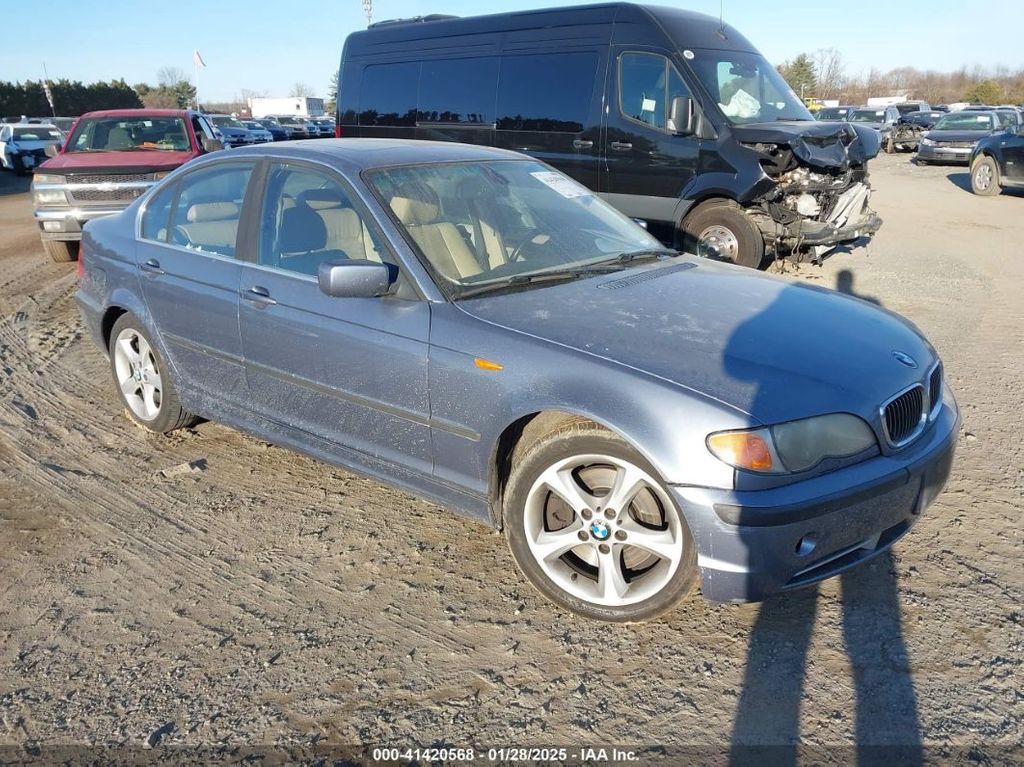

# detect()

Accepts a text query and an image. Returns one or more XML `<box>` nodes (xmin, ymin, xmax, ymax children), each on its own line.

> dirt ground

<box><xmin>0</xmin><ymin>154</ymin><xmax>1020</xmax><ymax>763</ymax></box>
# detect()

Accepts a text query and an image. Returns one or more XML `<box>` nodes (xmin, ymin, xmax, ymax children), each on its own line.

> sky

<box><xmin>3</xmin><ymin>1</ymin><xmax>1020</xmax><ymax>102</ymax></box>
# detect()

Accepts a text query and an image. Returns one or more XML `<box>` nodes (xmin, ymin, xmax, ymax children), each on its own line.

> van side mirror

<box><xmin>668</xmin><ymin>97</ymin><xmax>695</xmax><ymax>135</ymax></box>
<box><xmin>318</xmin><ymin>259</ymin><xmax>393</xmax><ymax>298</ymax></box>
<box><xmin>202</xmin><ymin>137</ymin><xmax>224</xmax><ymax>152</ymax></box>
<box><xmin>44</xmin><ymin>143</ymin><xmax>60</xmax><ymax>158</ymax></box>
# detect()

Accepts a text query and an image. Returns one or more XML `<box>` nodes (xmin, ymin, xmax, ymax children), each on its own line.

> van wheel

<box><xmin>682</xmin><ymin>201</ymin><xmax>765</xmax><ymax>269</ymax></box>
<box><xmin>970</xmin><ymin>156</ymin><xmax>1000</xmax><ymax>196</ymax></box>
<box><xmin>504</xmin><ymin>420</ymin><xmax>698</xmax><ymax>622</ymax></box>
<box><xmin>43</xmin><ymin>240</ymin><xmax>79</xmax><ymax>262</ymax></box>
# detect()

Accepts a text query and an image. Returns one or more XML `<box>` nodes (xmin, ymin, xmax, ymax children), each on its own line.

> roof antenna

<box><xmin>717</xmin><ymin>0</ymin><xmax>728</xmax><ymax>40</ymax></box>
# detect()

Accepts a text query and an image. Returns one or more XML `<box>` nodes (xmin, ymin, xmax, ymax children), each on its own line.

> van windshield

<box><xmin>687</xmin><ymin>49</ymin><xmax>813</xmax><ymax>125</ymax></box>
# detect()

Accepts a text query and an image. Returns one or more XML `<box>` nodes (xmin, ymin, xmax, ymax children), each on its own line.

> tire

<box><xmin>681</xmin><ymin>200</ymin><xmax>765</xmax><ymax>269</ymax></box>
<box><xmin>885</xmin><ymin>136</ymin><xmax>895</xmax><ymax>154</ymax></box>
<box><xmin>42</xmin><ymin>239</ymin><xmax>79</xmax><ymax>263</ymax></box>
<box><xmin>13</xmin><ymin>154</ymin><xmax>26</xmax><ymax>177</ymax></box>
<box><xmin>108</xmin><ymin>313</ymin><xmax>198</xmax><ymax>434</ymax></box>
<box><xmin>970</xmin><ymin>156</ymin><xmax>1001</xmax><ymax>196</ymax></box>
<box><xmin>504</xmin><ymin>420</ymin><xmax>698</xmax><ymax>623</ymax></box>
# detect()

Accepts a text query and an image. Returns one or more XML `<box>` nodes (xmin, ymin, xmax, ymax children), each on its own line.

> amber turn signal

<box><xmin>707</xmin><ymin>431</ymin><xmax>774</xmax><ymax>472</ymax></box>
<box><xmin>474</xmin><ymin>357</ymin><xmax>504</xmax><ymax>371</ymax></box>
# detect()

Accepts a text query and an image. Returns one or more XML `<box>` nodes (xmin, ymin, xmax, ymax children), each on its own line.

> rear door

<box><xmin>600</xmin><ymin>49</ymin><xmax>700</xmax><ymax>226</ymax></box>
<box><xmin>237</xmin><ymin>160</ymin><xmax>433</xmax><ymax>475</ymax></box>
<box><xmin>1002</xmin><ymin>132</ymin><xmax>1024</xmax><ymax>182</ymax></box>
<box><xmin>136</xmin><ymin>160</ymin><xmax>256</xmax><ymax>405</ymax></box>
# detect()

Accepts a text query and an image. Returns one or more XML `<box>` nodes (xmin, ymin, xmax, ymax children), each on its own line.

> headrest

<box><xmin>187</xmin><ymin>202</ymin><xmax>239</xmax><ymax>223</ymax></box>
<box><xmin>278</xmin><ymin>203</ymin><xmax>326</xmax><ymax>253</ymax></box>
<box><xmin>321</xmin><ymin>206</ymin><xmax>363</xmax><ymax>238</ymax></box>
<box><xmin>390</xmin><ymin>196</ymin><xmax>439</xmax><ymax>226</ymax></box>
<box><xmin>299</xmin><ymin>188</ymin><xmax>346</xmax><ymax>210</ymax></box>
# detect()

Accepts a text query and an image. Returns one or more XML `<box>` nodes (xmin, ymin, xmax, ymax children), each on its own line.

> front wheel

<box><xmin>681</xmin><ymin>201</ymin><xmax>766</xmax><ymax>269</ymax></box>
<box><xmin>108</xmin><ymin>313</ymin><xmax>197</xmax><ymax>433</ymax></box>
<box><xmin>504</xmin><ymin>421</ymin><xmax>698</xmax><ymax>622</ymax></box>
<box><xmin>970</xmin><ymin>156</ymin><xmax>1001</xmax><ymax>196</ymax></box>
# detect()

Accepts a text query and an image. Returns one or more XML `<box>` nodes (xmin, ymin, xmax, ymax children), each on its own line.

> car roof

<box><xmin>78</xmin><ymin>109</ymin><xmax>193</xmax><ymax>119</ymax></box>
<box><xmin>222</xmin><ymin>138</ymin><xmax>527</xmax><ymax>171</ymax></box>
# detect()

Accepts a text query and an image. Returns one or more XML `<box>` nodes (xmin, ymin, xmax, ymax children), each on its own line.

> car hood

<box><xmin>731</xmin><ymin>120</ymin><xmax>880</xmax><ymax>170</ymax></box>
<box><xmin>925</xmin><ymin>129</ymin><xmax>990</xmax><ymax>142</ymax></box>
<box><xmin>218</xmin><ymin>127</ymin><xmax>247</xmax><ymax>136</ymax></box>
<box><xmin>456</xmin><ymin>259</ymin><xmax>933</xmax><ymax>425</ymax></box>
<box><xmin>39</xmin><ymin>149</ymin><xmax>195</xmax><ymax>173</ymax></box>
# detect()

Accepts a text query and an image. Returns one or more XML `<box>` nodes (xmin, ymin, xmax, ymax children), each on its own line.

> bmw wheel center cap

<box><xmin>590</xmin><ymin>521</ymin><xmax>611</xmax><ymax>541</ymax></box>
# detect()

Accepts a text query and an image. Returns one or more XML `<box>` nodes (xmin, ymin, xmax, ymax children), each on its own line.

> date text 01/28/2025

<box><xmin>371</xmin><ymin>746</ymin><xmax>640</xmax><ymax>762</ymax></box>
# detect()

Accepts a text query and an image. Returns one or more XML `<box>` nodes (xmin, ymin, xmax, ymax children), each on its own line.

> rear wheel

<box><xmin>504</xmin><ymin>420</ymin><xmax>698</xmax><ymax>622</ymax></box>
<box><xmin>681</xmin><ymin>200</ymin><xmax>765</xmax><ymax>269</ymax></box>
<box><xmin>42</xmin><ymin>239</ymin><xmax>79</xmax><ymax>262</ymax></box>
<box><xmin>108</xmin><ymin>313</ymin><xmax>197</xmax><ymax>434</ymax></box>
<box><xmin>970</xmin><ymin>156</ymin><xmax>1001</xmax><ymax>196</ymax></box>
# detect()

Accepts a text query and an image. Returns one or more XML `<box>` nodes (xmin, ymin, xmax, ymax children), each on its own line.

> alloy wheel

<box><xmin>112</xmin><ymin>328</ymin><xmax>163</xmax><ymax>421</ymax></box>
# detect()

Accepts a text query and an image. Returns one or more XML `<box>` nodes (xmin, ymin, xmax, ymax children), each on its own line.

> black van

<box><xmin>337</xmin><ymin>2</ymin><xmax>882</xmax><ymax>268</ymax></box>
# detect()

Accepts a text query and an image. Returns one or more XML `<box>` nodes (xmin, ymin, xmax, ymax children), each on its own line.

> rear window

<box><xmin>13</xmin><ymin>127</ymin><xmax>62</xmax><ymax>141</ymax></box>
<box><xmin>496</xmin><ymin>52</ymin><xmax>597</xmax><ymax>133</ymax></box>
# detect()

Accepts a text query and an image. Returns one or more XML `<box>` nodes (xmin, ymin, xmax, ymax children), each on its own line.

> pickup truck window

<box><xmin>68</xmin><ymin>117</ymin><xmax>191</xmax><ymax>152</ymax></box>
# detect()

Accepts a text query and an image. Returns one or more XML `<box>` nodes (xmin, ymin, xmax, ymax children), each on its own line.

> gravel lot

<box><xmin>0</xmin><ymin>154</ymin><xmax>1020</xmax><ymax>763</ymax></box>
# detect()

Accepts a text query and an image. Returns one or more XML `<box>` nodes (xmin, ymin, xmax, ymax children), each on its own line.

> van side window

<box><xmin>619</xmin><ymin>53</ymin><xmax>691</xmax><ymax>132</ymax></box>
<box><xmin>497</xmin><ymin>52</ymin><xmax>597</xmax><ymax>133</ymax></box>
<box><xmin>359</xmin><ymin>63</ymin><xmax>420</xmax><ymax>126</ymax></box>
<box><xmin>418</xmin><ymin>58</ymin><xmax>498</xmax><ymax>125</ymax></box>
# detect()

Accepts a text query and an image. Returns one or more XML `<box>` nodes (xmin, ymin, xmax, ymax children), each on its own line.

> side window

<box><xmin>168</xmin><ymin>163</ymin><xmax>254</xmax><ymax>257</ymax></box>
<box><xmin>259</xmin><ymin>164</ymin><xmax>386</xmax><ymax>277</ymax></box>
<box><xmin>192</xmin><ymin>116</ymin><xmax>214</xmax><ymax>142</ymax></box>
<box><xmin>359</xmin><ymin>63</ymin><xmax>420</xmax><ymax>126</ymax></box>
<box><xmin>140</xmin><ymin>182</ymin><xmax>178</xmax><ymax>242</ymax></box>
<box><xmin>619</xmin><ymin>53</ymin><xmax>690</xmax><ymax>132</ymax></box>
<box><xmin>497</xmin><ymin>52</ymin><xmax>597</xmax><ymax>132</ymax></box>
<box><xmin>418</xmin><ymin>58</ymin><xmax>498</xmax><ymax>125</ymax></box>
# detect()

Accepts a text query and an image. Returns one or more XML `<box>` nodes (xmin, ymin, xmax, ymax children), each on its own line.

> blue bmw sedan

<box><xmin>76</xmin><ymin>139</ymin><xmax>959</xmax><ymax>622</ymax></box>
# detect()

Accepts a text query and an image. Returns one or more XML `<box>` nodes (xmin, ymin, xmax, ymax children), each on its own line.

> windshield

<box><xmin>816</xmin><ymin>108</ymin><xmax>850</xmax><ymax>120</ymax></box>
<box><xmin>211</xmin><ymin>116</ymin><xmax>245</xmax><ymax>129</ymax></box>
<box><xmin>934</xmin><ymin>113</ymin><xmax>994</xmax><ymax>130</ymax></box>
<box><xmin>367</xmin><ymin>160</ymin><xmax>664</xmax><ymax>295</ymax></box>
<box><xmin>12</xmin><ymin>127</ymin><xmax>61</xmax><ymax>141</ymax></box>
<box><xmin>896</xmin><ymin>104</ymin><xmax>926</xmax><ymax>116</ymax></box>
<box><xmin>849</xmin><ymin>109</ymin><xmax>885</xmax><ymax>123</ymax></box>
<box><xmin>687</xmin><ymin>49</ymin><xmax>813</xmax><ymax>124</ymax></box>
<box><xmin>67</xmin><ymin>117</ymin><xmax>191</xmax><ymax>152</ymax></box>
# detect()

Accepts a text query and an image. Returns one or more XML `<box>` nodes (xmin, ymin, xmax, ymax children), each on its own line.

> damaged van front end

<box><xmin>731</xmin><ymin>121</ymin><xmax>882</xmax><ymax>263</ymax></box>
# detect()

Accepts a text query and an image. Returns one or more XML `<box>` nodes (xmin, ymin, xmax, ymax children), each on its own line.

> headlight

<box><xmin>33</xmin><ymin>174</ymin><xmax>65</xmax><ymax>184</ymax></box>
<box><xmin>707</xmin><ymin>413</ymin><xmax>877</xmax><ymax>474</ymax></box>
<box><xmin>153</xmin><ymin>171</ymin><xmax>173</xmax><ymax>180</ymax></box>
<box><xmin>33</xmin><ymin>188</ymin><xmax>69</xmax><ymax>206</ymax></box>
<box><xmin>920</xmin><ymin>137</ymin><xmax>935</xmax><ymax>147</ymax></box>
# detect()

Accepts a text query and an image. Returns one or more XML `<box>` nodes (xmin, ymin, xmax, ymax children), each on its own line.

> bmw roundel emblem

<box><xmin>891</xmin><ymin>350</ymin><xmax>918</xmax><ymax>369</ymax></box>
<box><xmin>589</xmin><ymin>521</ymin><xmax>611</xmax><ymax>541</ymax></box>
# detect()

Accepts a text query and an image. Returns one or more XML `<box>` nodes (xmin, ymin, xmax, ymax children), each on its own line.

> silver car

<box><xmin>75</xmin><ymin>140</ymin><xmax>959</xmax><ymax>622</ymax></box>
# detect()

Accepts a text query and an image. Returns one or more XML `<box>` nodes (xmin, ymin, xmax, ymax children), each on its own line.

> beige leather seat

<box><xmin>174</xmin><ymin>202</ymin><xmax>240</xmax><ymax>254</ymax></box>
<box><xmin>389</xmin><ymin>195</ymin><xmax>481</xmax><ymax>280</ymax></box>
<box><xmin>300</xmin><ymin>190</ymin><xmax>381</xmax><ymax>263</ymax></box>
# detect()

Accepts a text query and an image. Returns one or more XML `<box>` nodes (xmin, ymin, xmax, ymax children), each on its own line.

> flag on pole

<box><xmin>42</xmin><ymin>81</ymin><xmax>55</xmax><ymax>113</ymax></box>
<box><xmin>193</xmin><ymin>49</ymin><xmax>206</xmax><ymax>69</ymax></box>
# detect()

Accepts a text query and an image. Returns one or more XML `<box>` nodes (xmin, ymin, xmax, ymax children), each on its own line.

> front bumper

<box><xmin>918</xmin><ymin>143</ymin><xmax>974</xmax><ymax>164</ymax></box>
<box><xmin>672</xmin><ymin>398</ymin><xmax>959</xmax><ymax>603</ymax></box>
<box><xmin>34</xmin><ymin>206</ymin><xmax>126</xmax><ymax>241</ymax></box>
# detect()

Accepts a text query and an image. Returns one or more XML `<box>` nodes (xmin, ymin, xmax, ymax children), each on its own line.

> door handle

<box><xmin>140</xmin><ymin>258</ymin><xmax>164</xmax><ymax>276</ymax></box>
<box><xmin>610</xmin><ymin>141</ymin><xmax>633</xmax><ymax>151</ymax></box>
<box><xmin>572</xmin><ymin>139</ymin><xmax>594</xmax><ymax>149</ymax></box>
<box><xmin>241</xmin><ymin>285</ymin><xmax>277</xmax><ymax>306</ymax></box>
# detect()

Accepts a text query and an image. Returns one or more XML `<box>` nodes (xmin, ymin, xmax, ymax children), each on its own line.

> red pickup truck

<box><xmin>31</xmin><ymin>108</ymin><xmax>222</xmax><ymax>261</ymax></box>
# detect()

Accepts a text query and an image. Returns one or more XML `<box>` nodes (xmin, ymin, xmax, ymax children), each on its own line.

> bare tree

<box><xmin>812</xmin><ymin>48</ymin><xmax>846</xmax><ymax>100</ymax></box>
<box><xmin>289</xmin><ymin>82</ymin><xmax>314</xmax><ymax>97</ymax></box>
<box><xmin>157</xmin><ymin>66</ymin><xmax>188</xmax><ymax>87</ymax></box>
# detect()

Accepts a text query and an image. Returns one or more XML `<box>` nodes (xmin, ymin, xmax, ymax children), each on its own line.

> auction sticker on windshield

<box><xmin>530</xmin><ymin>171</ymin><xmax>590</xmax><ymax>199</ymax></box>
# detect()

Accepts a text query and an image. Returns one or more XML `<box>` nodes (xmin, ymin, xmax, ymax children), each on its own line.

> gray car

<box><xmin>75</xmin><ymin>140</ymin><xmax>959</xmax><ymax>622</ymax></box>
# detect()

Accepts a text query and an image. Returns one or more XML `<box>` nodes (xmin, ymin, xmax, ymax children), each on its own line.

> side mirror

<box><xmin>202</xmin><ymin>137</ymin><xmax>223</xmax><ymax>152</ymax></box>
<box><xmin>668</xmin><ymin>96</ymin><xmax>695</xmax><ymax>135</ymax></box>
<box><xmin>44</xmin><ymin>143</ymin><xmax>59</xmax><ymax>158</ymax></box>
<box><xmin>318</xmin><ymin>259</ymin><xmax>393</xmax><ymax>298</ymax></box>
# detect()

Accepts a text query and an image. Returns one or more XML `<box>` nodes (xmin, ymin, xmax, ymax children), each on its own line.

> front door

<box><xmin>600</xmin><ymin>49</ymin><xmax>700</xmax><ymax>228</ymax></box>
<box><xmin>1002</xmin><ymin>133</ymin><xmax>1024</xmax><ymax>182</ymax></box>
<box><xmin>136</xmin><ymin>161</ymin><xmax>256</xmax><ymax>404</ymax></box>
<box><xmin>237</xmin><ymin>160</ymin><xmax>433</xmax><ymax>475</ymax></box>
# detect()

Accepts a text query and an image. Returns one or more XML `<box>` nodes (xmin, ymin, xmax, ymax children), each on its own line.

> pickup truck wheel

<box><xmin>970</xmin><ymin>156</ymin><xmax>1001</xmax><ymax>196</ymax></box>
<box><xmin>43</xmin><ymin>240</ymin><xmax>79</xmax><ymax>262</ymax></box>
<box><xmin>109</xmin><ymin>313</ymin><xmax>198</xmax><ymax>434</ymax></box>
<box><xmin>682</xmin><ymin>201</ymin><xmax>765</xmax><ymax>269</ymax></box>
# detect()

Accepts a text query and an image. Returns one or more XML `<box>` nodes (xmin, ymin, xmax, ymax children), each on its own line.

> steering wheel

<box><xmin>509</xmin><ymin>228</ymin><xmax>549</xmax><ymax>262</ymax></box>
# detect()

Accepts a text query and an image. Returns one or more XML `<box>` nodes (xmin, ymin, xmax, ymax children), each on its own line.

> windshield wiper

<box><xmin>456</xmin><ymin>265</ymin><xmax>619</xmax><ymax>300</ymax></box>
<box><xmin>608</xmin><ymin>247</ymin><xmax>680</xmax><ymax>264</ymax></box>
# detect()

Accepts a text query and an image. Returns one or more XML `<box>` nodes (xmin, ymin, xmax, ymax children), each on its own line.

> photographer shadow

<box><xmin>727</xmin><ymin>269</ymin><xmax>921</xmax><ymax>766</ymax></box>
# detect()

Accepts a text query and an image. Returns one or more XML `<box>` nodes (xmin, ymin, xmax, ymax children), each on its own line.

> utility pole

<box><xmin>362</xmin><ymin>0</ymin><xmax>372</xmax><ymax>27</ymax></box>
